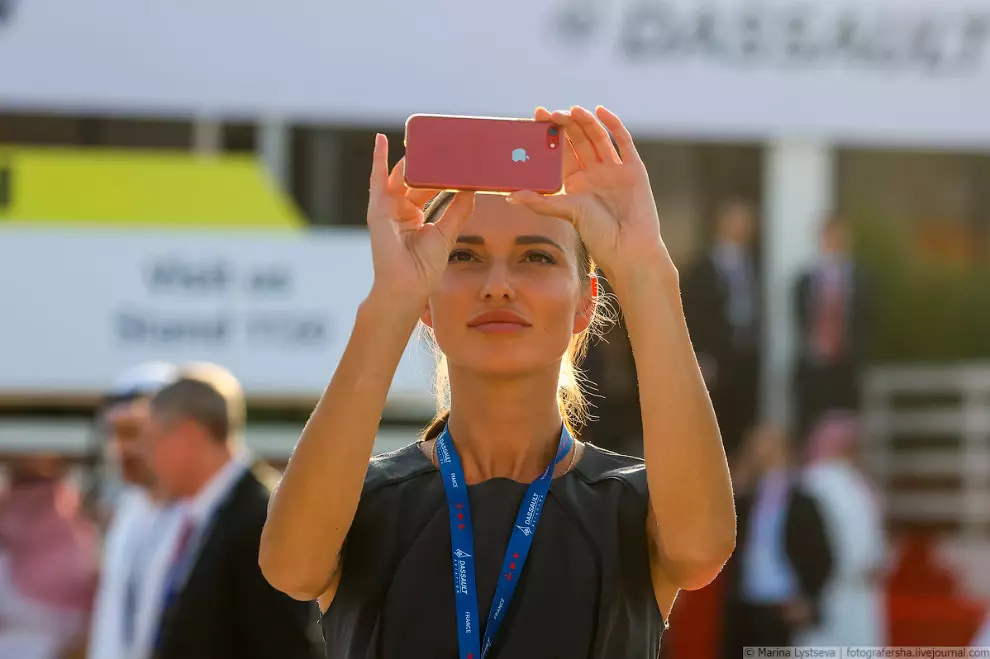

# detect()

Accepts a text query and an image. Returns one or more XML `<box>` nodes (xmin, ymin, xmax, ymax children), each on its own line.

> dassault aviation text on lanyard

<box><xmin>435</xmin><ymin>425</ymin><xmax>573</xmax><ymax>659</ymax></box>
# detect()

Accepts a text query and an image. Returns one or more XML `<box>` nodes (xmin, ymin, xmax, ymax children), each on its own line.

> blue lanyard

<box><xmin>435</xmin><ymin>425</ymin><xmax>573</xmax><ymax>659</ymax></box>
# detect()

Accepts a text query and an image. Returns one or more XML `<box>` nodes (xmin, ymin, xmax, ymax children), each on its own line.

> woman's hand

<box><xmin>366</xmin><ymin>134</ymin><xmax>475</xmax><ymax>302</ymax></box>
<box><xmin>507</xmin><ymin>106</ymin><xmax>671</xmax><ymax>281</ymax></box>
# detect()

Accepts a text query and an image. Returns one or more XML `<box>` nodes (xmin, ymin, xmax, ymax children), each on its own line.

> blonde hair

<box><xmin>419</xmin><ymin>191</ymin><xmax>611</xmax><ymax>440</ymax></box>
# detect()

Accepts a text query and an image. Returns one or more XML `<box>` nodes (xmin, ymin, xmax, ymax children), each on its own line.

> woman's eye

<box><xmin>448</xmin><ymin>249</ymin><xmax>475</xmax><ymax>263</ymax></box>
<box><xmin>525</xmin><ymin>251</ymin><xmax>556</xmax><ymax>265</ymax></box>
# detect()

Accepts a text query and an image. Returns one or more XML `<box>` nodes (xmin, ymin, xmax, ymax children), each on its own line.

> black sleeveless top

<box><xmin>321</xmin><ymin>442</ymin><xmax>665</xmax><ymax>659</ymax></box>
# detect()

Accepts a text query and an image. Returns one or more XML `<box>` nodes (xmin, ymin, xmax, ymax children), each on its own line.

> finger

<box><xmin>407</xmin><ymin>188</ymin><xmax>440</xmax><ymax>209</ymax></box>
<box><xmin>369</xmin><ymin>134</ymin><xmax>389</xmax><ymax>198</ymax></box>
<box><xmin>595</xmin><ymin>106</ymin><xmax>642</xmax><ymax>166</ymax></box>
<box><xmin>386</xmin><ymin>157</ymin><xmax>407</xmax><ymax>197</ymax></box>
<box><xmin>506</xmin><ymin>190</ymin><xmax>578</xmax><ymax>224</ymax></box>
<box><xmin>556</xmin><ymin>109</ymin><xmax>599</xmax><ymax>166</ymax></box>
<box><xmin>571</xmin><ymin>105</ymin><xmax>621</xmax><ymax>164</ymax></box>
<box><xmin>539</xmin><ymin>109</ymin><xmax>581</xmax><ymax>177</ymax></box>
<box><xmin>550</xmin><ymin>110</ymin><xmax>598</xmax><ymax>171</ymax></box>
<box><xmin>562</xmin><ymin>138</ymin><xmax>582</xmax><ymax>179</ymax></box>
<box><xmin>432</xmin><ymin>191</ymin><xmax>476</xmax><ymax>245</ymax></box>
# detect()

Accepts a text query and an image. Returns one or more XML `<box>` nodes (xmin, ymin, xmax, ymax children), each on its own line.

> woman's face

<box><xmin>424</xmin><ymin>195</ymin><xmax>595</xmax><ymax>378</ymax></box>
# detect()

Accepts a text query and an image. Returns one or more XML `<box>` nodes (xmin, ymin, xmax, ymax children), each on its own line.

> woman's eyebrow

<box><xmin>455</xmin><ymin>235</ymin><xmax>565</xmax><ymax>252</ymax></box>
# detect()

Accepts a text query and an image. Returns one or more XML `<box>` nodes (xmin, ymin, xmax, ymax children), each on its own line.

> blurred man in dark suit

<box><xmin>793</xmin><ymin>215</ymin><xmax>871</xmax><ymax>444</ymax></box>
<box><xmin>722</xmin><ymin>425</ymin><xmax>833</xmax><ymax>659</ymax></box>
<box><xmin>142</xmin><ymin>363</ymin><xmax>319</xmax><ymax>659</ymax></box>
<box><xmin>682</xmin><ymin>198</ymin><xmax>761</xmax><ymax>459</ymax></box>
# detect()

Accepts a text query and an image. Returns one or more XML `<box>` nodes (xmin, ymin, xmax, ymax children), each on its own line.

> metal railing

<box><xmin>863</xmin><ymin>363</ymin><xmax>990</xmax><ymax>539</ymax></box>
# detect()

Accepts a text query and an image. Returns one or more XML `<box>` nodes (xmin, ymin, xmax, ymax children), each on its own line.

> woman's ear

<box><xmin>573</xmin><ymin>273</ymin><xmax>598</xmax><ymax>334</ymax></box>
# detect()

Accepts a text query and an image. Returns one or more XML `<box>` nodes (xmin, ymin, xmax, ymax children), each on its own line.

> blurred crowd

<box><xmin>0</xmin><ymin>363</ymin><xmax>321</xmax><ymax>659</ymax></box>
<box><xmin>608</xmin><ymin>198</ymin><xmax>885</xmax><ymax>657</ymax></box>
<box><xmin>581</xmin><ymin>198</ymin><xmax>886</xmax><ymax>654</ymax></box>
<box><xmin>683</xmin><ymin>199</ymin><xmax>883</xmax><ymax>656</ymax></box>
<box><xmin>0</xmin><ymin>197</ymin><xmax>920</xmax><ymax>658</ymax></box>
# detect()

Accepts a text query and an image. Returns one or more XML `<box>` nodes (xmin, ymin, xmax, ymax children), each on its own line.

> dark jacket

<box><xmin>153</xmin><ymin>461</ymin><xmax>320</xmax><ymax>659</ymax></box>
<box><xmin>725</xmin><ymin>482</ymin><xmax>834</xmax><ymax>622</ymax></box>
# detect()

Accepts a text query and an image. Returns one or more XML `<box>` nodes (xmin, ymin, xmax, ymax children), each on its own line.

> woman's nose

<box><xmin>480</xmin><ymin>263</ymin><xmax>516</xmax><ymax>301</ymax></box>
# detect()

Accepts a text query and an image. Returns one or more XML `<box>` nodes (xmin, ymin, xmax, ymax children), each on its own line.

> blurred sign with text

<box><xmin>0</xmin><ymin>0</ymin><xmax>987</xmax><ymax>145</ymax></box>
<box><xmin>0</xmin><ymin>228</ymin><xmax>438</xmax><ymax>414</ymax></box>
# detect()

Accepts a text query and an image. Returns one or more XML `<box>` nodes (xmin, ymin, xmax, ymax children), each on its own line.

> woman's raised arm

<box><xmin>259</xmin><ymin>135</ymin><xmax>474</xmax><ymax>602</ymax></box>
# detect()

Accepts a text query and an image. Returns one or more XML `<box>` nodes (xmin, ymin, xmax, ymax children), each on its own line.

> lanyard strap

<box><xmin>436</xmin><ymin>425</ymin><xmax>572</xmax><ymax>659</ymax></box>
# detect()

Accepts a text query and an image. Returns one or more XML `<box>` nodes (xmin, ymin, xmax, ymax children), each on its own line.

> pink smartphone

<box><xmin>403</xmin><ymin>114</ymin><xmax>564</xmax><ymax>194</ymax></box>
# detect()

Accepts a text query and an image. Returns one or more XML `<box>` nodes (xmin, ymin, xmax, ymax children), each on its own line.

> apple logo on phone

<box><xmin>511</xmin><ymin>148</ymin><xmax>530</xmax><ymax>163</ymax></box>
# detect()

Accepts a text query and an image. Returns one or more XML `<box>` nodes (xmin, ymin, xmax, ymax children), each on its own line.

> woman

<box><xmin>260</xmin><ymin>106</ymin><xmax>736</xmax><ymax>658</ymax></box>
<box><xmin>796</xmin><ymin>411</ymin><xmax>886</xmax><ymax>647</ymax></box>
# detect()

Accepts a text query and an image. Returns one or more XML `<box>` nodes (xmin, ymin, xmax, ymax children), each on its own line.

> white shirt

<box><xmin>799</xmin><ymin>461</ymin><xmax>886</xmax><ymax>647</ymax></box>
<box><xmin>87</xmin><ymin>487</ymin><xmax>185</xmax><ymax>659</ymax></box>
<box><xmin>740</xmin><ymin>469</ymin><xmax>800</xmax><ymax>604</ymax></box>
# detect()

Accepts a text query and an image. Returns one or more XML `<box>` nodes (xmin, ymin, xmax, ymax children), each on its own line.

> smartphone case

<box><xmin>404</xmin><ymin>114</ymin><xmax>563</xmax><ymax>195</ymax></box>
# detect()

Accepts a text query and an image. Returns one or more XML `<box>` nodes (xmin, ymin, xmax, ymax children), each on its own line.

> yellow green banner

<box><xmin>0</xmin><ymin>147</ymin><xmax>303</xmax><ymax>230</ymax></box>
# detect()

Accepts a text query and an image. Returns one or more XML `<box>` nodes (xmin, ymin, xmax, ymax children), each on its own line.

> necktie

<box><xmin>165</xmin><ymin>514</ymin><xmax>196</xmax><ymax>590</ymax></box>
<box><xmin>814</xmin><ymin>271</ymin><xmax>845</xmax><ymax>362</ymax></box>
<box><xmin>154</xmin><ymin>514</ymin><xmax>196</xmax><ymax>648</ymax></box>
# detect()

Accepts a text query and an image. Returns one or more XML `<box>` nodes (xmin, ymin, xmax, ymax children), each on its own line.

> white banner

<box><xmin>0</xmin><ymin>227</ymin><xmax>438</xmax><ymax>413</ymax></box>
<box><xmin>1</xmin><ymin>0</ymin><xmax>989</xmax><ymax>145</ymax></box>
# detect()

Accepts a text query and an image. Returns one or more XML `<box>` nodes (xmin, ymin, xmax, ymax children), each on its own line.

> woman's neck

<box><xmin>445</xmin><ymin>365</ymin><xmax>566</xmax><ymax>484</ymax></box>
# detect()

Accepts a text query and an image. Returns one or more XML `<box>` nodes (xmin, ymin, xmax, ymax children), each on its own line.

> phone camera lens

<box><xmin>548</xmin><ymin>126</ymin><xmax>559</xmax><ymax>137</ymax></box>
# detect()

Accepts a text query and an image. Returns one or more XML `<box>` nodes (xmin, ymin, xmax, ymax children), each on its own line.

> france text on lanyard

<box><xmin>435</xmin><ymin>425</ymin><xmax>573</xmax><ymax>659</ymax></box>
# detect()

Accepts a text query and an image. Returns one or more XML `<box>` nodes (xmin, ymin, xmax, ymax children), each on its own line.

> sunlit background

<box><xmin>2</xmin><ymin>0</ymin><xmax>990</xmax><ymax>657</ymax></box>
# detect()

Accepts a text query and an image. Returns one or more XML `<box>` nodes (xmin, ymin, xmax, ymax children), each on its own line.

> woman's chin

<box><xmin>450</xmin><ymin>353</ymin><xmax>562</xmax><ymax>380</ymax></box>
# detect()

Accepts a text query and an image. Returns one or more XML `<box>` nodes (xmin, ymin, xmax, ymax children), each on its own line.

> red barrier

<box><xmin>664</xmin><ymin>571</ymin><xmax>725</xmax><ymax>659</ymax></box>
<box><xmin>887</xmin><ymin>593</ymin><xmax>986</xmax><ymax>647</ymax></box>
<box><xmin>664</xmin><ymin>534</ymin><xmax>989</xmax><ymax>659</ymax></box>
<box><xmin>885</xmin><ymin>534</ymin><xmax>987</xmax><ymax>646</ymax></box>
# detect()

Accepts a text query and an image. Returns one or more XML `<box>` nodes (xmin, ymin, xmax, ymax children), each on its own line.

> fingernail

<box><xmin>505</xmin><ymin>195</ymin><xmax>519</xmax><ymax>205</ymax></box>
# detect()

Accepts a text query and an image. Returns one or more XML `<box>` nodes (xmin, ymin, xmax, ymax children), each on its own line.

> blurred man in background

<box><xmin>142</xmin><ymin>363</ymin><xmax>318</xmax><ymax>659</ymax></box>
<box><xmin>797</xmin><ymin>411</ymin><xmax>886</xmax><ymax>647</ymax></box>
<box><xmin>87</xmin><ymin>362</ymin><xmax>185</xmax><ymax>659</ymax></box>
<box><xmin>793</xmin><ymin>214</ymin><xmax>871</xmax><ymax>444</ymax></box>
<box><xmin>682</xmin><ymin>198</ymin><xmax>761</xmax><ymax>459</ymax></box>
<box><xmin>0</xmin><ymin>454</ymin><xmax>98</xmax><ymax>659</ymax></box>
<box><xmin>722</xmin><ymin>425</ymin><xmax>833</xmax><ymax>659</ymax></box>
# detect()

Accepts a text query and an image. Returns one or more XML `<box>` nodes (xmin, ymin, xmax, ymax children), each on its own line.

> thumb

<box><xmin>431</xmin><ymin>191</ymin><xmax>476</xmax><ymax>246</ymax></box>
<box><xmin>506</xmin><ymin>190</ymin><xmax>578</xmax><ymax>223</ymax></box>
